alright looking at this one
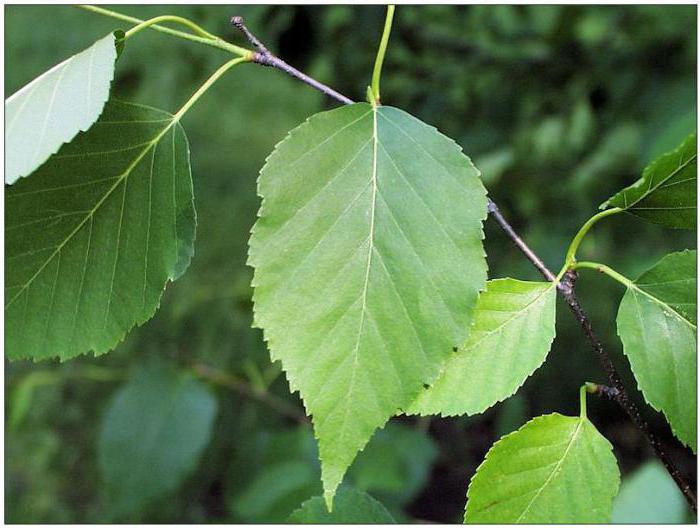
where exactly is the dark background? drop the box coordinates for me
[5,4,697,523]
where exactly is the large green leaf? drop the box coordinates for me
[601,132,696,229]
[5,33,118,184]
[409,279,556,416]
[464,412,620,523]
[5,100,196,361]
[98,360,217,518]
[616,250,697,452]
[612,461,691,524]
[248,102,487,505]
[287,487,396,523]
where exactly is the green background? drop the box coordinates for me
[5,4,696,523]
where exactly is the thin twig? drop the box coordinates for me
[231,16,354,105]
[192,363,308,424]
[489,208,696,511]
[228,12,696,510]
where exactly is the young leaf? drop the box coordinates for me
[616,250,697,452]
[98,360,217,518]
[287,487,396,523]
[5,33,119,184]
[248,103,487,506]
[5,100,196,361]
[600,132,696,229]
[408,279,556,416]
[465,413,620,523]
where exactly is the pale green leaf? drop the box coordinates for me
[5,33,118,184]
[409,279,556,416]
[5,100,196,361]
[248,103,487,506]
[616,250,697,452]
[98,360,217,518]
[612,461,691,524]
[465,413,620,523]
[287,487,396,524]
[601,132,696,229]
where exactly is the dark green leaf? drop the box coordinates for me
[601,132,696,229]
[5,100,196,361]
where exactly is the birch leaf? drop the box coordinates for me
[5,33,119,184]
[616,250,697,452]
[465,413,620,523]
[601,133,696,229]
[5,100,196,361]
[409,279,556,416]
[248,102,487,507]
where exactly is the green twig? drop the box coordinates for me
[76,5,252,58]
[370,5,395,104]
[124,14,217,40]
[564,207,622,265]
[172,57,250,122]
[569,261,633,288]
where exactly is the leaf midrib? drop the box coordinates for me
[515,418,583,522]
[626,150,696,210]
[630,283,696,330]
[336,104,380,446]
[5,117,178,309]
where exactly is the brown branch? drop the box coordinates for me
[231,16,354,105]
[230,13,696,511]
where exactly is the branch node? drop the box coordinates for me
[230,15,269,54]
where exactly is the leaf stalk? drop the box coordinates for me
[76,5,252,58]
[370,5,395,104]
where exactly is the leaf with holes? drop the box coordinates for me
[601,132,696,229]
[5,32,120,184]
[408,279,556,417]
[465,413,620,523]
[616,250,697,452]
[248,102,487,506]
[98,359,217,518]
[5,100,196,361]
[287,487,396,523]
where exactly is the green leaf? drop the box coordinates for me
[287,487,396,524]
[409,279,556,416]
[248,102,487,505]
[601,132,696,229]
[98,359,217,518]
[616,250,697,452]
[612,461,691,524]
[5,100,196,361]
[464,413,620,523]
[5,33,118,184]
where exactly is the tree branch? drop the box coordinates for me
[490,207,696,512]
[231,16,354,105]
[231,13,695,511]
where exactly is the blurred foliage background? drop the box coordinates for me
[4,4,696,523]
